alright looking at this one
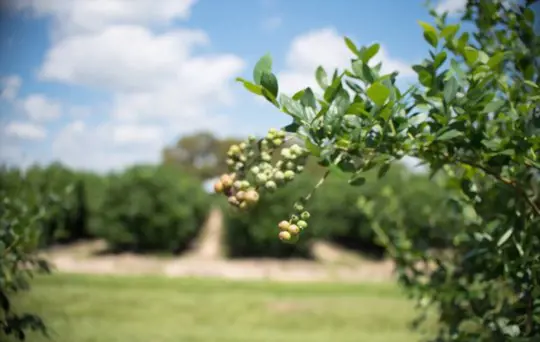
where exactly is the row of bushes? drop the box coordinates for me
[1,160,460,259]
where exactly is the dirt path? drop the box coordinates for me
[42,208,396,283]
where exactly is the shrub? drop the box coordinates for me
[0,167,58,341]
[218,0,540,340]
[96,165,211,253]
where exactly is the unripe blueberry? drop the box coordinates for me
[256,173,268,184]
[239,142,247,150]
[280,148,291,159]
[261,139,269,147]
[296,165,304,172]
[244,190,259,204]
[239,155,247,162]
[293,202,304,212]
[250,166,260,174]
[290,144,304,155]
[235,162,244,170]
[248,151,255,158]
[277,130,286,138]
[276,160,284,169]
[213,181,224,193]
[261,152,272,162]
[300,211,310,220]
[287,224,300,235]
[290,214,299,223]
[226,158,235,166]
[241,180,250,190]
[239,201,249,210]
[272,138,283,147]
[268,128,278,134]
[265,181,277,191]
[278,220,290,231]
[286,161,296,170]
[278,230,292,242]
[229,145,240,155]
[297,220,308,229]
[273,171,285,182]
[233,180,243,189]
[235,190,246,201]
[228,196,239,206]
[220,174,234,188]
[284,170,295,181]
[248,135,256,142]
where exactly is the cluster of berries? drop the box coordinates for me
[277,199,311,243]
[213,128,312,242]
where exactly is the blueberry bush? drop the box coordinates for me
[96,165,211,253]
[215,0,540,340]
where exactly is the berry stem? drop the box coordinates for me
[304,169,331,202]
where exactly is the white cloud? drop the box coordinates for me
[14,0,197,38]
[435,0,467,15]
[19,94,62,121]
[4,121,47,140]
[0,75,22,101]
[278,27,414,95]
[261,16,283,32]
[112,124,163,145]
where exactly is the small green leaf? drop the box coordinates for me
[362,43,380,63]
[377,163,391,179]
[236,77,263,95]
[497,227,514,247]
[344,37,360,56]
[436,129,463,141]
[300,87,317,109]
[524,80,539,88]
[419,21,438,47]
[440,24,460,39]
[487,52,505,69]
[433,51,447,69]
[349,174,366,186]
[483,99,505,114]
[366,82,390,107]
[443,76,459,103]
[260,72,279,98]
[464,46,479,65]
[280,94,305,120]
[304,139,321,157]
[315,66,329,90]
[282,122,299,133]
[253,53,272,85]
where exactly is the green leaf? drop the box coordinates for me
[344,37,360,56]
[300,87,317,109]
[524,80,538,88]
[433,51,447,69]
[497,227,514,247]
[349,174,366,186]
[282,122,299,133]
[464,46,479,65]
[280,94,305,120]
[352,60,375,83]
[236,77,263,95]
[443,76,459,103]
[304,139,321,157]
[366,82,390,107]
[483,99,505,114]
[436,129,463,141]
[253,53,272,85]
[487,52,505,69]
[362,43,380,63]
[260,71,279,98]
[440,24,460,39]
[419,21,439,47]
[315,66,329,90]
[377,163,391,179]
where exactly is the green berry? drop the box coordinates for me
[239,142,247,150]
[235,162,244,170]
[287,224,300,235]
[300,211,310,220]
[226,159,234,166]
[241,180,250,189]
[286,161,296,170]
[248,135,256,142]
[296,165,304,172]
[297,220,308,229]
[278,230,292,242]
[276,160,284,169]
[239,201,249,210]
[290,214,299,223]
[250,166,260,174]
[293,202,304,212]
[239,155,247,162]
[273,171,285,181]
[256,173,268,184]
[284,170,295,181]
[280,148,291,159]
[290,144,303,155]
[272,138,283,146]
[229,145,240,155]
[277,130,286,138]
[265,181,277,191]
[261,152,272,162]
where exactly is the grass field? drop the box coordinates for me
[13,274,434,342]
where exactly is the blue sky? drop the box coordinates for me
[0,0,465,172]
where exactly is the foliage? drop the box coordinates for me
[0,167,54,341]
[229,0,540,340]
[96,165,211,253]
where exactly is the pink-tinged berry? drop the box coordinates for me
[278,220,290,231]
[213,181,224,193]
[278,231,292,241]
[244,190,260,204]
[287,224,300,235]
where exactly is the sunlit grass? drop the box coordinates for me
[14,273,435,342]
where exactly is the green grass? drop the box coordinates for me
[13,274,434,342]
